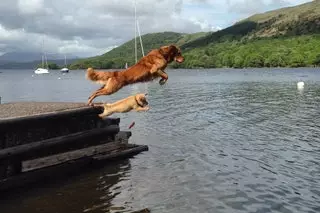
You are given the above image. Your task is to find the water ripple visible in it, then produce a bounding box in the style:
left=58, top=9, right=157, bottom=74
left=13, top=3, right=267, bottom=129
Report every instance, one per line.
left=1, top=68, right=320, bottom=213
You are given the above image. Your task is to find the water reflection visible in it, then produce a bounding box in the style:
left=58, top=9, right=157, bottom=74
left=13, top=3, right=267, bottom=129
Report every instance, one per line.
left=0, top=160, right=136, bottom=213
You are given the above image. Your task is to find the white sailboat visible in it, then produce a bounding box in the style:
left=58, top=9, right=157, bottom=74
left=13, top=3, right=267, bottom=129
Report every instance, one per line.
left=34, top=38, right=49, bottom=74
left=60, top=54, right=69, bottom=73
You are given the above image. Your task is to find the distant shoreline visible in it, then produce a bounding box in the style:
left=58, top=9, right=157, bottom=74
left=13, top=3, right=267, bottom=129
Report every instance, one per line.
left=0, top=67, right=318, bottom=71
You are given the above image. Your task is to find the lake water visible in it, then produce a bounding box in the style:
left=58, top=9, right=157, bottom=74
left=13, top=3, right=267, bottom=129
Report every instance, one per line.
left=0, top=68, right=320, bottom=213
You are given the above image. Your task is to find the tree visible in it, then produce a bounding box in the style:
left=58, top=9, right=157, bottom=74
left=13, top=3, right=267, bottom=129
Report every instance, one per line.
left=289, top=53, right=305, bottom=67
left=244, top=54, right=264, bottom=67
left=312, top=54, right=320, bottom=66
left=265, top=54, right=286, bottom=67
left=233, top=55, right=244, bottom=68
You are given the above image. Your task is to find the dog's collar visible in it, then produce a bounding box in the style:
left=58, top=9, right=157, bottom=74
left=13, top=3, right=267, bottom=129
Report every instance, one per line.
left=135, top=96, right=145, bottom=107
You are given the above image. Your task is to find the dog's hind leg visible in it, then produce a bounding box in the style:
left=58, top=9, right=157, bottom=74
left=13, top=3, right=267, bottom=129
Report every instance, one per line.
left=87, top=79, right=123, bottom=105
left=88, top=87, right=105, bottom=106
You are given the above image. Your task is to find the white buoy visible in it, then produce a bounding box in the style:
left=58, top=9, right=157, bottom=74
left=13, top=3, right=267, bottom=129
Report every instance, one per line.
left=297, top=81, right=305, bottom=90
left=58, top=77, right=61, bottom=80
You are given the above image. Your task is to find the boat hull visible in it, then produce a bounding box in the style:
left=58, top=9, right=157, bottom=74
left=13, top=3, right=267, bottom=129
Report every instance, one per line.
left=34, top=68, right=49, bottom=74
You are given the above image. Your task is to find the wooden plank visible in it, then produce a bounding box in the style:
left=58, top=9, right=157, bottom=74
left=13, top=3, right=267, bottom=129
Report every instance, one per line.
left=0, top=102, right=103, bottom=120
left=0, top=144, right=149, bottom=192
left=0, top=125, right=120, bottom=161
left=0, top=105, right=105, bottom=128
left=94, top=145, right=149, bottom=161
left=23, top=142, right=125, bottom=172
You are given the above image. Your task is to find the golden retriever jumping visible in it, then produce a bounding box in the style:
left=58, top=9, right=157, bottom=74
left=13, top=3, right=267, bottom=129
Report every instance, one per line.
left=86, top=45, right=184, bottom=105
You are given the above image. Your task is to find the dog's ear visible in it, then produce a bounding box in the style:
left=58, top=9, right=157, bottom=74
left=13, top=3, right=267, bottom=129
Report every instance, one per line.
left=159, top=45, right=177, bottom=62
left=137, top=95, right=148, bottom=106
left=159, top=45, right=170, bottom=55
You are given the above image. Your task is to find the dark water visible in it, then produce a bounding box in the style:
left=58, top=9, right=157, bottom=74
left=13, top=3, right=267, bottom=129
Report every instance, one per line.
left=0, top=68, right=320, bottom=213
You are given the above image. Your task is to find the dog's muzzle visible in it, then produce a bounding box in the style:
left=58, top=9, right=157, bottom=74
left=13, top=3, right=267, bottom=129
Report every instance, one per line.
left=175, top=56, right=184, bottom=63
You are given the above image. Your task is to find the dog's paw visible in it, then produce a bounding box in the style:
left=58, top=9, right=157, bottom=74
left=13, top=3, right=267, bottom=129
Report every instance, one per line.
left=159, top=78, right=167, bottom=85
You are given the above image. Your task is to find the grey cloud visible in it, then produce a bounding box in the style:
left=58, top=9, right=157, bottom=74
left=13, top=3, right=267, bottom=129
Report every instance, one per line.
left=0, top=0, right=308, bottom=56
left=226, top=0, right=306, bottom=15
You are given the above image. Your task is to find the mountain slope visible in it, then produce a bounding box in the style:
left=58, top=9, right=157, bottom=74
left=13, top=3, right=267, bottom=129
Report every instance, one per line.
left=70, top=1, right=320, bottom=70
left=176, top=34, right=320, bottom=69
left=70, top=31, right=209, bottom=69
left=0, top=58, right=80, bottom=69
left=181, top=0, right=320, bottom=50
left=0, top=52, right=79, bottom=63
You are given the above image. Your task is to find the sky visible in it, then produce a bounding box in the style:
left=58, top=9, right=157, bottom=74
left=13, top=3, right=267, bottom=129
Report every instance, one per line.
left=0, top=0, right=313, bottom=57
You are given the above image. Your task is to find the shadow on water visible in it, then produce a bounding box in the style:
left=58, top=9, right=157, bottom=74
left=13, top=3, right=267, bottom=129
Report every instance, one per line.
left=0, top=159, right=142, bottom=213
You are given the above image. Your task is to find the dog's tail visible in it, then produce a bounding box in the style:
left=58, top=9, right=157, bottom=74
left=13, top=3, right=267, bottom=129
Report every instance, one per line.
left=86, top=67, right=116, bottom=83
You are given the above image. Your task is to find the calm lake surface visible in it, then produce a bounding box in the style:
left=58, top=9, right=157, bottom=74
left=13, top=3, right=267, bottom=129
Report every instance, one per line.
left=0, top=68, right=319, bottom=213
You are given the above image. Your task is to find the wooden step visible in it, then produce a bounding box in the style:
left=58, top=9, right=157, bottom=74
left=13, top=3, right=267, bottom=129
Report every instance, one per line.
left=0, top=125, right=120, bottom=162
left=0, top=143, right=148, bottom=193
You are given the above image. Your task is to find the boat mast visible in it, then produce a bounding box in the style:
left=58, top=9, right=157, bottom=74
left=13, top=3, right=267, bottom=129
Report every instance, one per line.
left=42, top=38, right=44, bottom=68
left=134, top=0, right=145, bottom=62
left=134, top=0, right=137, bottom=63
left=137, top=19, right=145, bottom=57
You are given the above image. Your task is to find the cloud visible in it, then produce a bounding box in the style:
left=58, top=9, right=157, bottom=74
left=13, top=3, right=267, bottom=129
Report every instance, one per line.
left=0, top=0, right=313, bottom=57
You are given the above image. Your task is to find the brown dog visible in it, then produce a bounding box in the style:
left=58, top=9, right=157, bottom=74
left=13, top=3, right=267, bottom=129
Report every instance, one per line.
left=86, top=45, right=184, bottom=105
left=98, top=93, right=149, bottom=118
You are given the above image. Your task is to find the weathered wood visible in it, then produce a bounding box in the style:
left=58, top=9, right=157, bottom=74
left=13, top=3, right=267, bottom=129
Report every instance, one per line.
left=130, top=208, right=151, bottom=213
left=0, top=144, right=148, bottom=192
left=94, top=144, right=149, bottom=161
left=0, top=102, right=103, bottom=120
left=0, top=125, right=120, bottom=161
left=23, top=141, right=127, bottom=172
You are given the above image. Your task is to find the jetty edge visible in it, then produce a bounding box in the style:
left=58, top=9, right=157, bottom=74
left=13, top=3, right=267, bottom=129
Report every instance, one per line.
left=0, top=102, right=149, bottom=192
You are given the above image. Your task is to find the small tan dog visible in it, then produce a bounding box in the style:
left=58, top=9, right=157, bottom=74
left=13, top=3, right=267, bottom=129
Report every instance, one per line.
left=98, top=93, right=149, bottom=118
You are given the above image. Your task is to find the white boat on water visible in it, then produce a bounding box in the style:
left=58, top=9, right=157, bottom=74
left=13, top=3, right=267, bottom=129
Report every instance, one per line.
left=34, top=68, right=49, bottom=74
left=34, top=38, right=49, bottom=74
left=61, top=67, right=69, bottom=73
left=60, top=54, right=69, bottom=73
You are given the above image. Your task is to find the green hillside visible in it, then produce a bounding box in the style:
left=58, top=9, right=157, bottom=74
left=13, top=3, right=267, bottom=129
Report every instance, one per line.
left=71, top=0, right=320, bottom=69
left=175, top=35, right=320, bottom=69
left=70, top=31, right=209, bottom=69
left=181, top=0, right=320, bottom=50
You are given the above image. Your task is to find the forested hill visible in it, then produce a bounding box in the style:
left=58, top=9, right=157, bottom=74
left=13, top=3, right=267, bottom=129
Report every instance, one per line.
left=71, top=0, right=320, bottom=69
left=181, top=0, right=320, bottom=50
left=70, top=32, right=209, bottom=69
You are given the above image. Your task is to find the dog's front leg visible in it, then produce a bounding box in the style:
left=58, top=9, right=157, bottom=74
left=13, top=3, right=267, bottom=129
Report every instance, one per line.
left=150, top=64, right=168, bottom=85
left=135, top=106, right=150, bottom=112
left=157, top=70, right=168, bottom=85
left=98, top=105, right=113, bottom=118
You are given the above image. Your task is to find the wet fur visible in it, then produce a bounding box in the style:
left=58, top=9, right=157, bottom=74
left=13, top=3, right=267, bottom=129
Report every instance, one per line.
left=98, top=93, right=149, bottom=118
left=86, top=45, right=184, bottom=105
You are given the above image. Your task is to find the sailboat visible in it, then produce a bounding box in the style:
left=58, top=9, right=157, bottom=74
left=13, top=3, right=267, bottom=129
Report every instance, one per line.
left=34, top=38, right=49, bottom=74
left=34, top=54, right=49, bottom=74
left=60, top=54, right=69, bottom=73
